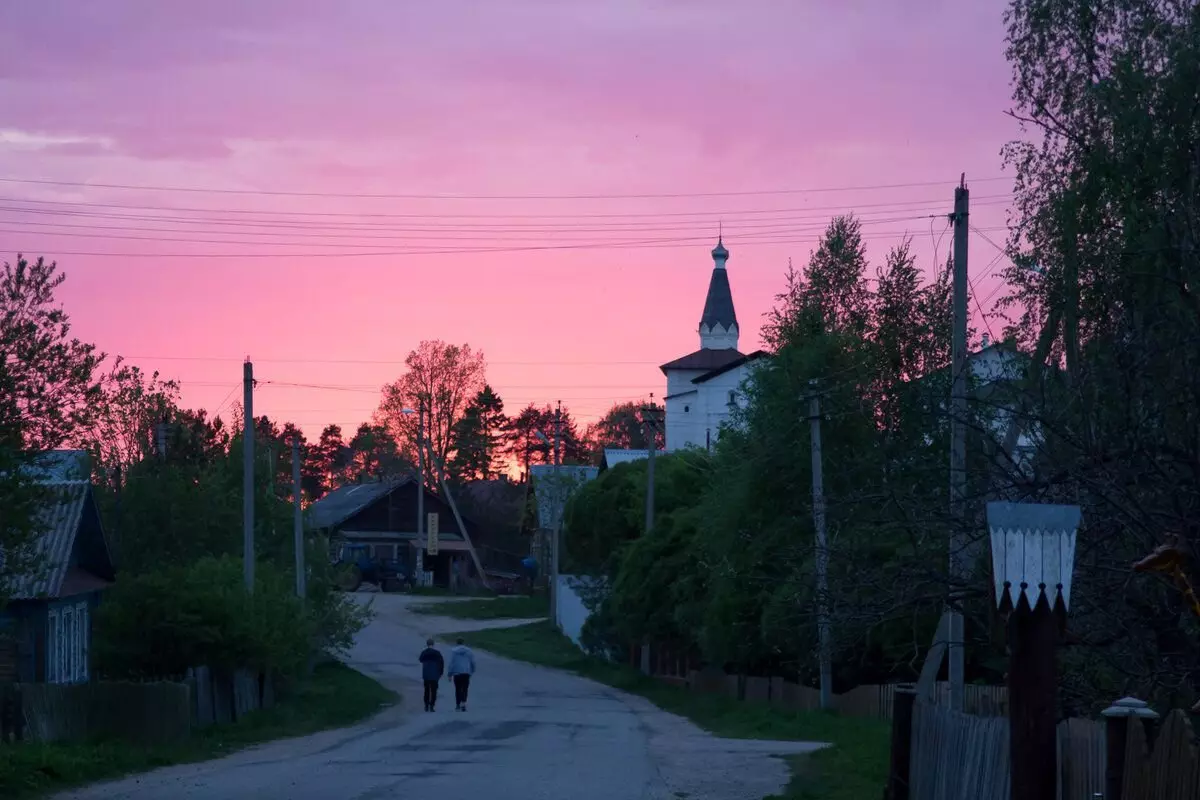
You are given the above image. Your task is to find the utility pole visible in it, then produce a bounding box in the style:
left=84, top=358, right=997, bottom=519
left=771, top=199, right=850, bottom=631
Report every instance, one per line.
left=643, top=396, right=658, bottom=535
left=243, top=359, right=255, bottom=593
left=292, top=437, right=306, bottom=600
left=417, top=396, right=425, bottom=579
left=948, top=175, right=970, bottom=710
left=809, top=380, right=833, bottom=711
left=550, top=401, right=562, bottom=625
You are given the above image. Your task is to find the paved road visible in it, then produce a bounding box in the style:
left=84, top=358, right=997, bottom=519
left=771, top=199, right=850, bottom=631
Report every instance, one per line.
left=55, top=594, right=823, bottom=800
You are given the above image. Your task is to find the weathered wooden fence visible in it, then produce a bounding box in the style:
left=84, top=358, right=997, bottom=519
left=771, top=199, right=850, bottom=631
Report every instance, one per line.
left=895, top=696, right=1199, bottom=800
left=0, top=666, right=275, bottom=745
left=1121, top=709, right=1200, bottom=799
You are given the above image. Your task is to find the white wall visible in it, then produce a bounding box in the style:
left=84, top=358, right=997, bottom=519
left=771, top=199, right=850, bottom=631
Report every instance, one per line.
left=555, top=574, right=599, bottom=649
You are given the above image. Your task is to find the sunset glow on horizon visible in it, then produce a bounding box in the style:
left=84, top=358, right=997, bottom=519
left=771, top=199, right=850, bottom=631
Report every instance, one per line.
left=0, top=1, right=1021, bottom=439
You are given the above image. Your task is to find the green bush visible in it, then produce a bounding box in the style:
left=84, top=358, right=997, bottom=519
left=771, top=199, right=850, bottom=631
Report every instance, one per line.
left=94, top=555, right=338, bottom=680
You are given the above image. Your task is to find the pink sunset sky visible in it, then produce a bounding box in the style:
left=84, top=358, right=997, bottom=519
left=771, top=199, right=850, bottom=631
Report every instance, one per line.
left=0, top=1, right=1022, bottom=438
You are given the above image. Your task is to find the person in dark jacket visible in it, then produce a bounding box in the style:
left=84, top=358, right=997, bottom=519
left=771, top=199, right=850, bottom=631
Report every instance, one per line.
left=419, top=638, right=445, bottom=712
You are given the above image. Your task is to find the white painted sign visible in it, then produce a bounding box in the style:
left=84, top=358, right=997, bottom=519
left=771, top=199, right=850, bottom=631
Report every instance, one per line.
left=427, top=512, right=439, bottom=555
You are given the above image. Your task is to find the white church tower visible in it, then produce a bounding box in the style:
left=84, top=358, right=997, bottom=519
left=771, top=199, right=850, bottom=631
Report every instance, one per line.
left=698, top=237, right=739, bottom=350
left=659, top=239, right=766, bottom=452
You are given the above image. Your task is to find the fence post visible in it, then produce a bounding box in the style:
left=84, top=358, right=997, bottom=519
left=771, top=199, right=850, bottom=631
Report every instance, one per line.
left=886, top=685, right=917, bottom=800
left=1100, top=696, right=1159, bottom=800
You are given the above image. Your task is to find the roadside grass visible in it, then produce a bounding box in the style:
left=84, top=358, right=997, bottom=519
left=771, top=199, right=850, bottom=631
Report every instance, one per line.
left=412, top=594, right=548, bottom=620
left=0, top=661, right=397, bottom=799
left=449, top=621, right=889, bottom=800
left=407, top=586, right=494, bottom=598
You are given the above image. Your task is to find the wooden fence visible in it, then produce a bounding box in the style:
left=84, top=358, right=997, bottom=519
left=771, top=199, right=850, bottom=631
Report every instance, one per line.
left=0, top=666, right=275, bottom=745
left=897, top=696, right=1199, bottom=800
left=635, top=642, right=1008, bottom=721
left=1121, top=709, right=1200, bottom=799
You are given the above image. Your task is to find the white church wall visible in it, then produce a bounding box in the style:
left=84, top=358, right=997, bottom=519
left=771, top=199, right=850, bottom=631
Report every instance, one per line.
left=699, top=322, right=739, bottom=350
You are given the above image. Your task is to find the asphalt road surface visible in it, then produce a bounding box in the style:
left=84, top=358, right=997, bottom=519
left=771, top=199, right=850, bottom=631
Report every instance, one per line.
left=54, top=594, right=824, bottom=800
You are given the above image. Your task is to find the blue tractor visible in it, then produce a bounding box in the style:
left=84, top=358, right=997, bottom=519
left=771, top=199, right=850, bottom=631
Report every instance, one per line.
left=333, top=543, right=413, bottom=593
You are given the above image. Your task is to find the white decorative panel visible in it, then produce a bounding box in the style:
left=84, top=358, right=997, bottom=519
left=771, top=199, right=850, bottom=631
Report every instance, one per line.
left=986, top=502, right=1082, bottom=611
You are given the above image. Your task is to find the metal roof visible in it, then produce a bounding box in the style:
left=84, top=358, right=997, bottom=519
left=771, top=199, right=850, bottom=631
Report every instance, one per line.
left=659, top=347, right=746, bottom=374
left=306, top=478, right=413, bottom=530
left=699, top=262, right=738, bottom=331
left=601, top=449, right=666, bottom=468
left=691, top=350, right=769, bottom=384
left=530, top=465, right=598, bottom=530
left=7, top=481, right=91, bottom=600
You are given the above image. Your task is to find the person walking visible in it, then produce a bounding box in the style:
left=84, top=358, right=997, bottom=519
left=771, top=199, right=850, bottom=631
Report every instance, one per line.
left=419, top=638, right=445, bottom=712
left=446, top=637, right=476, bottom=712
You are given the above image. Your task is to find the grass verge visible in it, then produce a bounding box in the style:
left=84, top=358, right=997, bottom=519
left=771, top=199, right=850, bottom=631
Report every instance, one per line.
left=412, top=594, right=548, bottom=620
left=0, top=661, right=397, bottom=799
left=449, top=621, right=889, bottom=800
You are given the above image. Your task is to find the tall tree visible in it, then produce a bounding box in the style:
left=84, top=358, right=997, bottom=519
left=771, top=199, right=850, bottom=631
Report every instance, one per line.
left=801, top=215, right=872, bottom=336
left=448, top=385, right=507, bottom=481
left=347, top=423, right=409, bottom=482
left=375, top=340, right=486, bottom=484
left=585, top=401, right=665, bottom=459
left=84, top=362, right=182, bottom=481
left=1, top=255, right=106, bottom=449
left=507, top=403, right=552, bottom=479
left=306, top=424, right=351, bottom=498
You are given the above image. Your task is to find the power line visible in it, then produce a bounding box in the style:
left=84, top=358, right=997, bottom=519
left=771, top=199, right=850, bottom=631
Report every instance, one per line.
left=2, top=224, right=1014, bottom=259
left=0, top=214, right=949, bottom=249
left=0, top=175, right=1015, bottom=201
left=0, top=193, right=1016, bottom=224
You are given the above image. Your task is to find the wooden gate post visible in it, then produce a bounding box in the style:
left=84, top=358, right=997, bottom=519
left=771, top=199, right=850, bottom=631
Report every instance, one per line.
left=886, top=685, right=917, bottom=800
left=986, top=501, right=1081, bottom=800
left=1100, top=697, right=1159, bottom=800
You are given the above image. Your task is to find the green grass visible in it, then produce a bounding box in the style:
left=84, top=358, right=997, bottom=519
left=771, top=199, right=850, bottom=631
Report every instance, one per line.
left=412, top=594, right=548, bottom=620
left=449, top=621, right=890, bottom=800
left=0, top=661, right=397, bottom=799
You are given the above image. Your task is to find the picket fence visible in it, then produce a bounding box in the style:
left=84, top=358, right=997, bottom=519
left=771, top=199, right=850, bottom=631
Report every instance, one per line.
left=0, top=666, right=274, bottom=744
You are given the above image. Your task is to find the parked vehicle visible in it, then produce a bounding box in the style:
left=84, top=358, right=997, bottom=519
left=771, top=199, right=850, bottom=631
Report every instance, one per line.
left=333, top=543, right=413, bottom=592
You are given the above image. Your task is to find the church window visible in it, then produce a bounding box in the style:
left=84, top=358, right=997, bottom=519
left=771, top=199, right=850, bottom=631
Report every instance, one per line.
left=683, top=405, right=690, bottom=413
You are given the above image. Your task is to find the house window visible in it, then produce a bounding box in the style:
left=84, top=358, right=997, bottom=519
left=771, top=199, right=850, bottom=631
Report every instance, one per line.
left=728, top=391, right=737, bottom=406
left=46, top=603, right=89, bottom=684
left=683, top=405, right=690, bottom=413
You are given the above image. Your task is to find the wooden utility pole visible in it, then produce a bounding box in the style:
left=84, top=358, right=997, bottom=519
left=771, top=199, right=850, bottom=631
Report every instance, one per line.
left=417, top=396, right=425, bottom=568
left=550, top=402, right=563, bottom=624
left=644, top=397, right=657, bottom=535
left=808, top=380, right=833, bottom=710
left=292, top=437, right=306, bottom=600
left=243, top=359, right=255, bottom=593
left=948, top=176, right=970, bottom=710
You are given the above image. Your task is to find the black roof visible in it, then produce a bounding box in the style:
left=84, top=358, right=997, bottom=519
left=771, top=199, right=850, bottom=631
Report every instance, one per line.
left=699, top=265, right=738, bottom=331
left=660, top=347, right=746, bottom=375
left=691, top=350, right=770, bottom=384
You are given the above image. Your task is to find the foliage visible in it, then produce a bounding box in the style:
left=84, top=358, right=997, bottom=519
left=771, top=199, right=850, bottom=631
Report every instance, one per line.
left=984, top=0, right=1200, bottom=710
left=0, top=662, right=395, bottom=800
left=448, top=384, right=508, bottom=481
left=375, top=340, right=486, bottom=484
left=0, top=256, right=106, bottom=451
left=505, top=402, right=591, bottom=475
left=584, top=401, right=665, bottom=461
left=93, top=556, right=315, bottom=678
left=93, top=554, right=368, bottom=681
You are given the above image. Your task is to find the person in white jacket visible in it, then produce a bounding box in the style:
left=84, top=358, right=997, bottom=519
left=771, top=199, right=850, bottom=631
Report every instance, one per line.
left=446, top=638, right=477, bottom=712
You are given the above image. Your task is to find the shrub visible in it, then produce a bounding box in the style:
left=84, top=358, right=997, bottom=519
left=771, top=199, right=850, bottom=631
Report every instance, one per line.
left=94, top=556, right=318, bottom=680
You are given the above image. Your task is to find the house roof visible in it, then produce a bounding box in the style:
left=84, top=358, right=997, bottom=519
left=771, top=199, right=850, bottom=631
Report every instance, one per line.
left=8, top=481, right=92, bottom=601
left=691, top=350, right=770, bottom=384
left=24, top=450, right=91, bottom=482
left=601, top=448, right=665, bottom=468
left=306, top=478, right=413, bottom=530
left=529, top=465, right=598, bottom=530
left=660, top=347, right=746, bottom=375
